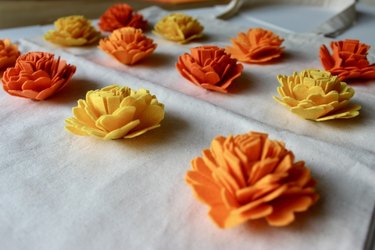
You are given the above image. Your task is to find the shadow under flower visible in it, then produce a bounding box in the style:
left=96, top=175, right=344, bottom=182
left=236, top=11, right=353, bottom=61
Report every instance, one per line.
left=228, top=71, right=255, bottom=94
left=48, top=78, right=102, bottom=105
left=138, top=52, right=175, bottom=68
left=117, top=111, right=189, bottom=149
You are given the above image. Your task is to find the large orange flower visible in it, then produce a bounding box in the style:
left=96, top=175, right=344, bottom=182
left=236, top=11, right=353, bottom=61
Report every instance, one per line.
left=226, top=28, right=284, bottom=63
left=2, top=52, right=76, bottom=100
left=99, top=3, right=148, bottom=32
left=186, top=132, right=319, bottom=228
left=99, top=27, right=157, bottom=65
left=320, top=39, right=375, bottom=81
left=176, top=45, right=243, bottom=93
left=0, top=39, right=20, bottom=71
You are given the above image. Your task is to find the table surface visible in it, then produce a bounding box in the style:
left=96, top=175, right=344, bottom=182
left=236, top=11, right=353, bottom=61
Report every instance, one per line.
left=1, top=2, right=375, bottom=250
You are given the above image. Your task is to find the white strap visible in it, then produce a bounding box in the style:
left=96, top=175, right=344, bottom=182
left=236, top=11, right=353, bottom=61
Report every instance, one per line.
left=216, top=0, right=356, bottom=37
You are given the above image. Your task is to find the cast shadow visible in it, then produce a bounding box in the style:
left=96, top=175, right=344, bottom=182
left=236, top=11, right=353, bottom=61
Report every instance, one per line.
left=228, top=71, right=255, bottom=94
left=49, top=78, right=101, bottom=105
left=117, top=111, right=189, bottom=149
left=138, top=52, right=175, bottom=68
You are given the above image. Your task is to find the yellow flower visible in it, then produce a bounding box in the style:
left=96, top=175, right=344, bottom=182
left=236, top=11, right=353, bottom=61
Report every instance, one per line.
left=44, top=15, right=101, bottom=46
left=153, top=13, right=203, bottom=44
left=65, top=85, right=165, bottom=139
left=274, top=69, right=361, bottom=121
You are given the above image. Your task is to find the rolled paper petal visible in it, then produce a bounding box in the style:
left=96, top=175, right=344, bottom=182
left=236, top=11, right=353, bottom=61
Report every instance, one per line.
left=154, top=13, right=203, bottom=44
left=99, top=27, right=157, bottom=65
left=273, top=69, right=361, bottom=121
left=99, top=3, right=148, bottom=32
left=65, top=85, right=165, bottom=139
left=226, top=28, right=284, bottom=63
left=0, top=39, right=20, bottom=71
left=2, top=52, right=76, bottom=100
left=185, top=131, right=319, bottom=228
left=319, top=39, right=375, bottom=81
left=176, top=45, right=243, bottom=93
left=44, top=15, right=101, bottom=46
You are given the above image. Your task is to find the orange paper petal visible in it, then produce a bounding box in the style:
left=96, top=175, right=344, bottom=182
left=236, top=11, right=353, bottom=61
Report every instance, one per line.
left=176, top=45, right=243, bottom=93
left=99, top=3, right=148, bottom=32
left=0, top=39, right=20, bottom=71
left=2, top=52, right=76, bottom=100
left=319, top=39, right=375, bottom=81
left=226, top=28, right=284, bottom=63
left=185, top=132, right=319, bottom=228
left=99, top=27, right=157, bottom=65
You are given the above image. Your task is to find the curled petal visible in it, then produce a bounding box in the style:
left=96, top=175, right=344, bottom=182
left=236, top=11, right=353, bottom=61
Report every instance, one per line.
left=44, top=15, right=101, bottom=46
left=2, top=52, right=76, bottom=100
left=99, top=27, right=157, bottom=65
left=273, top=69, right=361, bottom=121
left=154, top=13, right=203, bottom=44
left=99, top=3, right=148, bottom=32
left=226, top=28, right=284, bottom=63
left=319, top=39, right=375, bottom=81
left=0, top=39, right=20, bottom=71
left=65, top=85, right=165, bottom=139
left=185, top=132, right=319, bottom=228
left=176, top=45, right=243, bottom=93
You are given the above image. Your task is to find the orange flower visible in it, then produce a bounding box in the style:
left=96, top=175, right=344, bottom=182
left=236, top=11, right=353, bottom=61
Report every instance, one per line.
left=185, top=132, right=319, bottom=228
left=226, top=28, right=284, bottom=63
left=176, top=45, right=243, bottom=93
left=320, top=39, right=375, bottom=81
left=99, top=3, right=148, bottom=32
left=0, top=39, right=20, bottom=71
left=2, top=52, right=76, bottom=100
left=99, top=27, right=157, bottom=65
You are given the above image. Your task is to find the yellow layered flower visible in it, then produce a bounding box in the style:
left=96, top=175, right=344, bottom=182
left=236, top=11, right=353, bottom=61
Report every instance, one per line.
left=274, top=69, right=361, bottom=121
left=65, top=85, right=165, bottom=139
left=44, top=15, right=101, bottom=46
left=153, top=13, right=203, bottom=44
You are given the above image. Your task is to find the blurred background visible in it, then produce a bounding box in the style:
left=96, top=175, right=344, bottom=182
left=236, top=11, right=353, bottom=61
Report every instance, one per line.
left=0, top=0, right=228, bottom=28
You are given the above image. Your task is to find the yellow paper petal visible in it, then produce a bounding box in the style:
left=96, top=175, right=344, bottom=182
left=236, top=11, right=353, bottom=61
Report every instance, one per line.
left=274, top=69, right=361, bottom=121
left=65, top=85, right=165, bottom=139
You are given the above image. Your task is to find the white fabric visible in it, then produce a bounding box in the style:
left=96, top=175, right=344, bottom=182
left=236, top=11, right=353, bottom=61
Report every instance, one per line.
left=1, top=6, right=375, bottom=250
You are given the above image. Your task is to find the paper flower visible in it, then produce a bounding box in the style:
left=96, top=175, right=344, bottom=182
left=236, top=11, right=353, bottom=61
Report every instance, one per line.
left=274, top=69, right=361, bottom=121
left=2, top=52, right=76, bottom=100
left=320, top=39, right=375, bottom=81
left=99, top=27, right=157, bottom=65
left=153, top=13, right=203, bottom=44
left=99, top=3, right=148, bottom=32
left=65, top=85, right=164, bottom=140
left=44, top=15, right=101, bottom=46
left=226, top=28, right=284, bottom=63
left=176, top=46, right=243, bottom=93
left=186, top=131, right=319, bottom=228
left=0, top=39, right=20, bottom=71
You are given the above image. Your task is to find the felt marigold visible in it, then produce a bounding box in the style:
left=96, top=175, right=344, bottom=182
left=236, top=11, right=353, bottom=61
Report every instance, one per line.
left=0, top=39, right=20, bottom=71
left=185, top=131, right=319, bottom=228
left=99, top=3, right=148, bottom=32
left=44, top=15, right=101, bottom=46
left=226, top=28, right=284, bottom=63
left=99, top=27, right=157, bottom=65
left=274, top=69, right=361, bottom=121
left=176, top=45, right=243, bottom=93
left=2, top=52, right=76, bottom=100
left=153, top=13, right=203, bottom=44
left=65, top=85, right=164, bottom=140
left=320, top=39, right=375, bottom=81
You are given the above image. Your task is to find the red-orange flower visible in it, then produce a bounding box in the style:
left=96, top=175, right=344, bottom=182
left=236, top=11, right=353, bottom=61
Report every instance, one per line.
left=99, top=27, right=156, bottom=65
left=176, top=45, right=243, bottom=93
left=226, top=28, right=284, bottom=63
left=186, top=132, right=319, bottom=228
left=320, top=39, right=375, bottom=81
left=2, top=52, right=76, bottom=100
left=99, top=3, right=148, bottom=32
left=0, top=39, right=20, bottom=71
